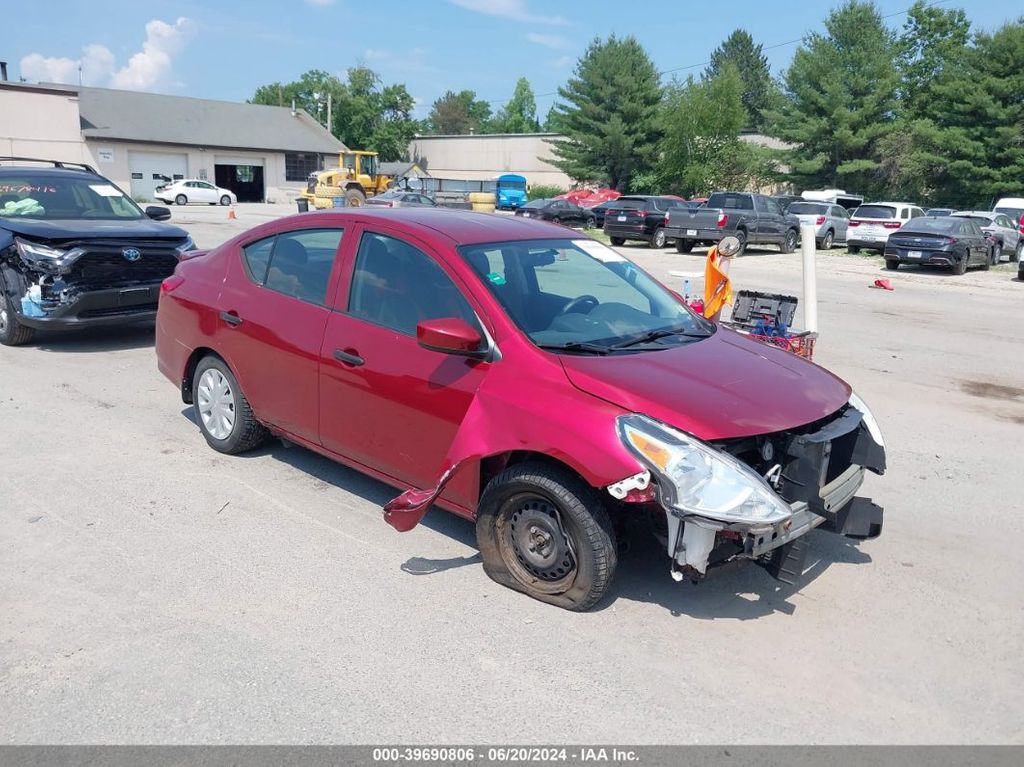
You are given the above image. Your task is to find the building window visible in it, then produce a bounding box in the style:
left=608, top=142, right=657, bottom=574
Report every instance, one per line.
left=285, top=153, right=323, bottom=182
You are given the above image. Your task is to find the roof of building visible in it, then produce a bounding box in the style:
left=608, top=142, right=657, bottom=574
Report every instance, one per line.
left=411, top=132, right=561, bottom=140
left=380, top=161, right=430, bottom=179
left=74, top=86, right=346, bottom=154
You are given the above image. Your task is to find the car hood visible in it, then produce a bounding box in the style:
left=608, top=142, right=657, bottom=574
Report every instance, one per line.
left=558, top=328, right=851, bottom=440
left=1, top=217, right=188, bottom=241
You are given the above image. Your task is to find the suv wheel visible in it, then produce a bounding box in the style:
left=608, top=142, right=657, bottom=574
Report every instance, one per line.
left=781, top=228, right=798, bottom=254
left=0, top=283, right=36, bottom=346
left=610, top=237, right=625, bottom=247
left=676, top=239, right=694, bottom=254
left=848, top=245, right=861, bottom=255
left=885, top=259, right=900, bottom=270
left=193, top=356, right=268, bottom=454
left=650, top=227, right=667, bottom=249
left=175, top=194, right=188, bottom=206
left=821, top=230, right=835, bottom=250
left=476, top=462, right=617, bottom=611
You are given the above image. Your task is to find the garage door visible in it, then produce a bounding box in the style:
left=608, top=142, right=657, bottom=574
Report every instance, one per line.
left=128, top=152, right=188, bottom=200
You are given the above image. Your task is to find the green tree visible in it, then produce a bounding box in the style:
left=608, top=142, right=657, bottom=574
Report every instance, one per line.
left=704, top=29, right=777, bottom=131
left=548, top=35, right=663, bottom=189
left=896, top=0, right=971, bottom=119
left=492, top=77, right=539, bottom=133
left=659, top=65, right=776, bottom=196
left=767, top=1, right=900, bottom=197
left=426, top=90, right=492, bottom=134
left=251, top=69, right=345, bottom=125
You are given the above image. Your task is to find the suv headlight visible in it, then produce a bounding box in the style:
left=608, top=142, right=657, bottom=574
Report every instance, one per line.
left=14, top=238, right=85, bottom=273
left=848, top=391, right=884, bottom=448
left=175, top=235, right=196, bottom=256
left=617, top=414, right=792, bottom=525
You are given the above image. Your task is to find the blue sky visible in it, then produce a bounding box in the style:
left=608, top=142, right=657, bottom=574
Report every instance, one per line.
left=7, top=0, right=1016, bottom=118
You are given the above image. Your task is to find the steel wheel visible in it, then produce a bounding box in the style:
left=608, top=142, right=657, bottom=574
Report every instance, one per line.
left=196, top=368, right=236, bottom=440
left=0, top=304, right=8, bottom=336
left=650, top=228, right=667, bottom=249
left=175, top=194, right=187, bottom=206
left=498, top=495, right=577, bottom=594
left=822, top=230, right=834, bottom=250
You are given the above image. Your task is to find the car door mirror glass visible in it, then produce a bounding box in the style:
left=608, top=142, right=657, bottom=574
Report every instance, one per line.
left=416, top=317, right=485, bottom=356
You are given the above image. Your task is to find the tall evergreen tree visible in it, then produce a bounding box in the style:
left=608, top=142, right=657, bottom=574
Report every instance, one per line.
left=426, top=90, right=492, bottom=134
left=767, top=1, right=900, bottom=197
left=548, top=35, right=663, bottom=189
left=704, top=29, right=776, bottom=131
left=492, top=77, right=539, bottom=133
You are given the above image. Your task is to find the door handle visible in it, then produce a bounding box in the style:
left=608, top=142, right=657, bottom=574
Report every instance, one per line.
left=220, top=311, right=243, bottom=326
left=333, top=348, right=364, bottom=367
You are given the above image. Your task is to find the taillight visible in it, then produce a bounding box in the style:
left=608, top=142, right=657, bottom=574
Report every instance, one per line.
left=883, top=221, right=902, bottom=229
left=665, top=211, right=671, bottom=225
left=849, top=220, right=861, bottom=227
left=815, top=215, right=826, bottom=226
left=717, top=212, right=728, bottom=228
left=160, top=275, right=184, bottom=294
left=946, top=236, right=958, bottom=244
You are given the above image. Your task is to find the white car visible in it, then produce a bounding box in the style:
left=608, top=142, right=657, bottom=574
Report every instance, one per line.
left=847, top=202, right=925, bottom=254
left=155, top=179, right=236, bottom=206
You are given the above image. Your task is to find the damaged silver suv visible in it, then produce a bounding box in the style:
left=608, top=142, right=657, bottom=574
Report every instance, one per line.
left=0, top=158, right=194, bottom=346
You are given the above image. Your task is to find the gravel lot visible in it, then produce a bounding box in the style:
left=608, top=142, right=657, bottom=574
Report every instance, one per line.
left=2, top=204, right=1022, bottom=744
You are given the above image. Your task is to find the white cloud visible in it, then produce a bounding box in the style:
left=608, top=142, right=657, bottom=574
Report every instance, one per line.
left=19, top=17, right=194, bottom=91
left=526, top=32, right=569, bottom=49
left=305, top=0, right=336, bottom=6
left=448, top=0, right=568, bottom=26
left=363, top=47, right=436, bottom=73
left=552, top=55, right=572, bottom=69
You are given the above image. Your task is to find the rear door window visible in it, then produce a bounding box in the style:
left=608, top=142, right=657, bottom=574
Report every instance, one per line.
left=262, top=228, right=344, bottom=305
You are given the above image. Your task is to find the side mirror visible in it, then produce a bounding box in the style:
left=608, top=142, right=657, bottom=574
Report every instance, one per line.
left=146, top=206, right=171, bottom=221
left=416, top=317, right=486, bottom=357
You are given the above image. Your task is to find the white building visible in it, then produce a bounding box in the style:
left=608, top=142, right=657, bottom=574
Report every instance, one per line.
left=408, top=133, right=572, bottom=189
left=0, top=80, right=345, bottom=202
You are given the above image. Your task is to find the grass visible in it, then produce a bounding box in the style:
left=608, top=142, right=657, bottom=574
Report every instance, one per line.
left=582, top=227, right=611, bottom=244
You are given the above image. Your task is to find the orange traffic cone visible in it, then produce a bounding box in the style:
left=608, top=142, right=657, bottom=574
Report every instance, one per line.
left=227, top=207, right=237, bottom=220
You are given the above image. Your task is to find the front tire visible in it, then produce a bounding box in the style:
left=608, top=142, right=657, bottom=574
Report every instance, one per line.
left=345, top=188, right=366, bottom=207
left=220, top=195, right=232, bottom=206
left=734, top=229, right=748, bottom=255
left=781, top=228, right=798, bottom=254
left=609, top=237, right=625, bottom=247
left=476, top=462, right=617, bottom=611
left=650, top=227, right=667, bottom=249
left=175, top=194, right=188, bottom=206
left=192, top=356, right=267, bottom=454
left=676, top=239, right=694, bottom=253
left=0, top=283, right=35, bottom=346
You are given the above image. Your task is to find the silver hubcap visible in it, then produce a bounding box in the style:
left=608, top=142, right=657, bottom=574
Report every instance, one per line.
left=0, top=305, right=8, bottom=334
left=197, top=369, right=235, bottom=440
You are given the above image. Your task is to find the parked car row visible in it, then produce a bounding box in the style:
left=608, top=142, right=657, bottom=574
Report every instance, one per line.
left=0, top=157, right=890, bottom=612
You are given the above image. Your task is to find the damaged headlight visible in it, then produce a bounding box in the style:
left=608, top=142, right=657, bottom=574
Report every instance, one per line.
left=848, top=391, right=884, bottom=448
left=175, top=235, right=196, bottom=256
left=617, top=414, right=792, bottom=526
left=14, top=238, right=85, bottom=273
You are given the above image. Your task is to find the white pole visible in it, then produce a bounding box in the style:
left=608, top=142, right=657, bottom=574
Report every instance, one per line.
left=800, top=223, right=818, bottom=333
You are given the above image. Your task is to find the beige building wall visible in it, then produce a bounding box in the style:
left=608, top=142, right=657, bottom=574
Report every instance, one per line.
left=0, top=84, right=89, bottom=165
left=408, top=133, right=572, bottom=189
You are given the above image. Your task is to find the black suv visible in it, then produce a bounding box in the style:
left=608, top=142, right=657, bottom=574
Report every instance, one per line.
left=602, top=195, right=696, bottom=248
left=0, top=158, right=193, bottom=345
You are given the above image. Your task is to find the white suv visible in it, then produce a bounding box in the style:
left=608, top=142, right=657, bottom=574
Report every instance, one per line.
left=848, top=202, right=925, bottom=254
left=155, top=179, right=236, bottom=206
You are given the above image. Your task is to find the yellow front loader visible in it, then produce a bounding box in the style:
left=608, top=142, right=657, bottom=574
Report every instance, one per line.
left=301, top=150, right=392, bottom=209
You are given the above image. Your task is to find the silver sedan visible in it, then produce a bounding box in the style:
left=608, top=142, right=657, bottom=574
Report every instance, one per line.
left=952, top=211, right=1022, bottom=263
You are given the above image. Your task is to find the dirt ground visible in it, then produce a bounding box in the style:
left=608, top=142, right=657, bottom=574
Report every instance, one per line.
left=2, top=203, right=1022, bottom=744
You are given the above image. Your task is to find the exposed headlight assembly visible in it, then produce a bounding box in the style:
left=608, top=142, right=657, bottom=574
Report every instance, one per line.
left=848, top=391, right=884, bottom=448
left=617, top=414, right=792, bottom=526
left=14, top=238, right=85, bottom=273
left=175, top=235, right=196, bottom=256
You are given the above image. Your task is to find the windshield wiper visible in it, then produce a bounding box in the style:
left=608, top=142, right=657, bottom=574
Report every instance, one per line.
left=537, top=341, right=611, bottom=355
left=608, top=327, right=711, bottom=350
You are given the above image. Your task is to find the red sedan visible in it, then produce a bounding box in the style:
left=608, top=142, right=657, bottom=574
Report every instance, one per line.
left=156, top=209, right=886, bottom=610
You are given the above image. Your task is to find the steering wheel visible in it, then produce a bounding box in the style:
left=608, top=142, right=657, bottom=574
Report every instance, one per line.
left=559, top=294, right=599, bottom=316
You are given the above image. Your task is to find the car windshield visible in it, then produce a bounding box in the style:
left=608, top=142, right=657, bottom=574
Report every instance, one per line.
left=788, top=202, right=829, bottom=215
left=855, top=205, right=897, bottom=219
left=954, top=214, right=991, bottom=225
left=0, top=173, right=143, bottom=220
left=499, top=180, right=526, bottom=190
left=459, top=237, right=713, bottom=352
left=902, top=218, right=958, bottom=233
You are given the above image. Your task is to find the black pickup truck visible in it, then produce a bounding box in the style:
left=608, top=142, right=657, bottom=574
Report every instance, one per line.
left=664, top=191, right=801, bottom=255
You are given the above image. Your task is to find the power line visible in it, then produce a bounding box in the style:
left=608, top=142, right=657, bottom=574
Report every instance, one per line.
left=478, top=0, right=951, bottom=107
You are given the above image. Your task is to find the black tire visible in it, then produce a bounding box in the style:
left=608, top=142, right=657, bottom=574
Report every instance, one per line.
left=220, top=195, right=232, bottom=206
left=609, top=237, right=625, bottom=247
left=1013, top=241, right=1022, bottom=263
left=734, top=229, right=748, bottom=255
left=476, top=462, right=617, bottom=612
left=981, top=251, right=991, bottom=271
left=650, top=227, right=667, bottom=249
left=781, top=228, right=798, bottom=254
left=192, top=356, right=267, bottom=454
left=885, top=259, right=899, bottom=270
left=0, top=281, right=36, bottom=346
left=821, top=230, right=835, bottom=250
left=676, top=239, right=694, bottom=254
left=848, top=245, right=861, bottom=254
left=345, top=188, right=366, bottom=207
left=585, top=216, right=596, bottom=229
left=175, top=194, right=187, bottom=206
left=952, top=251, right=968, bottom=275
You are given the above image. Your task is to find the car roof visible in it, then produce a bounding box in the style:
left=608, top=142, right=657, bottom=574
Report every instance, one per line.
left=0, top=165, right=101, bottom=179
left=285, top=208, right=579, bottom=246
left=860, top=201, right=917, bottom=207
left=952, top=211, right=994, bottom=217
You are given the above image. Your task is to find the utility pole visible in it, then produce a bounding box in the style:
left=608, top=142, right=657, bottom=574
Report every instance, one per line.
left=327, top=92, right=332, bottom=135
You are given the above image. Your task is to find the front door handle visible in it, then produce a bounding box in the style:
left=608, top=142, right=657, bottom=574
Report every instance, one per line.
left=220, top=311, right=243, bottom=326
left=333, top=348, right=364, bottom=367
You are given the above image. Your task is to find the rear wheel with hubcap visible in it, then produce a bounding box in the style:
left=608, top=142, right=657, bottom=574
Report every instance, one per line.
left=650, top=227, right=667, bottom=249
left=609, top=237, right=625, bottom=247
left=193, top=356, right=267, bottom=454
left=476, top=462, right=617, bottom=611
left=781, top=228, right=799, bottom=254
left=885, top=259, right=899, bottom=270
left=175, top=194, right=187, bottom=206
left=821, top=230, right=834, bottom=250
left=952, top=251, right=968, bottom=275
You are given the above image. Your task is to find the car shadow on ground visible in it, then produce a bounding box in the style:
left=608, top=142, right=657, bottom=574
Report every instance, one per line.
left=181, top=419, right=872, bottom=619
left=33, top=323, right=155, bottom=353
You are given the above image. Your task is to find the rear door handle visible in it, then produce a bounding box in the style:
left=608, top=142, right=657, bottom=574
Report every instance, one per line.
left=333, top=349, right=364, bottom=367
left=220, top=311, right=243, bottom=326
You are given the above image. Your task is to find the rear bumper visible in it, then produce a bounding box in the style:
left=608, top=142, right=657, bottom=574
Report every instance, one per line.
left=884, top=246, right=960, bottom=266
left=604, top=223, right=653, bottom=240
left=15, top=283, right=161, bottom=329
left=665, top=226, right=722, bottom=242
left=847, top=236, right=890, bottom=249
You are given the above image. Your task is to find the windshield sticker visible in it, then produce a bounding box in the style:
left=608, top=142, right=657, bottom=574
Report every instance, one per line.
left=572, top=238, right=626, bottom=263
left=0, top=184, right=57, bottom=194
left=486, top=272, right=506, bottom=286
left=88, top=184, right=124, bottom=197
